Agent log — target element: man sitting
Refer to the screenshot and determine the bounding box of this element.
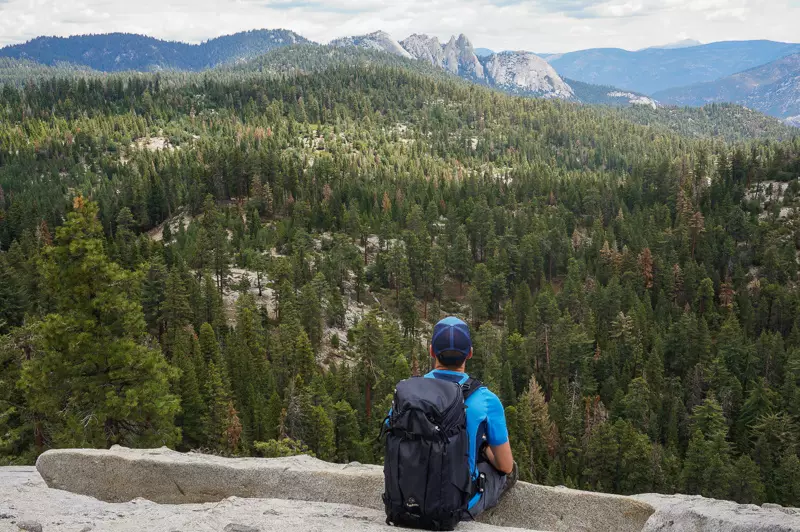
[424,316,517,518]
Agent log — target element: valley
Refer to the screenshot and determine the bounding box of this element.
[1,20,800,523]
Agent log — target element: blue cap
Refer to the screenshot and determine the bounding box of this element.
[431,317,472,364]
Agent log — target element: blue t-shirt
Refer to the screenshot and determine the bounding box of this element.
[424,370,509,509]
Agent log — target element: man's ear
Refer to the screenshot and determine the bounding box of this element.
[466,347,473,360]
[430,345,436,359]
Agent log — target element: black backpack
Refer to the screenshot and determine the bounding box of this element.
[382,376,483,531]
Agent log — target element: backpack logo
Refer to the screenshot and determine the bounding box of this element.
[406,496,419,509]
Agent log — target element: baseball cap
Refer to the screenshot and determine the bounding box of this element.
[431,317,472,365]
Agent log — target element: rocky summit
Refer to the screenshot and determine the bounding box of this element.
[9,446,797,531]
[336,30,573,98]
[330,31,412,59]
[401,34,486,81]
[0,465,537,532]
[28,446,654,532]
[635,493,800,532]
[484,52,574,98]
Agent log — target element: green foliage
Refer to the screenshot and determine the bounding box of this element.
[0,54,799,504]
[253,438,315,458]
[18,199,180,449]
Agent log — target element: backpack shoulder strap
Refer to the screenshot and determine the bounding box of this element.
[461,377,484,401]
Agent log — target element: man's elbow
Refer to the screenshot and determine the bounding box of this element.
[492,443,514,474]
[497,459,514,475]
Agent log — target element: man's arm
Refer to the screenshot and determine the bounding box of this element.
[484,391,514,474]
[484,442,514,474]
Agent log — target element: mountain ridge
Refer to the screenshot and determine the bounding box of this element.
[645,39,703,50]
[3,29,800,118]
[0,29,310,71]
[345,31,572,98]
[654,53,800,118]
[330,30,411,59]
[547,40,800,95]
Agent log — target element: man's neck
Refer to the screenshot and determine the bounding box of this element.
[433,363,466,373]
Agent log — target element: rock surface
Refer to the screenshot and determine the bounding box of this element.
[484,52,574,98]
[400,34,447,70]
[35,446,653,532]
[330,31,412,59]
[401,33,576,97]
[0,466,535,532]
[401,33,485,80]
[634,493,800,531]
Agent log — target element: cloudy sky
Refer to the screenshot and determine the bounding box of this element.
[0,0,798,52]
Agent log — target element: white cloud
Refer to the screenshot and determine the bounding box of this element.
[0,0,797,52]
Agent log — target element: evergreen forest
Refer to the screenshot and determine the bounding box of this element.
[1,51,800,508]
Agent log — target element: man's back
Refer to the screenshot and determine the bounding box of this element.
[424,369,509,510]
[383,316,514,528]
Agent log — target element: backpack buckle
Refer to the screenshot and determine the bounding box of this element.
[477,472,486,494]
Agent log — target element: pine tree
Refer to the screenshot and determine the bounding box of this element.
[729,454,766,504]
[398,287,418,337]
[638,248,654,290]
[584,422,619,491]
[752,412,797,502]
[224,400,243,454]
[0,255,25,333]
[201,274,225,330]
[500,361,516,406]
[333,400,362,463]
[294,330,317,385]
[299,281,323,349]
[622,377,653,435]
[265,392,284,441]
[775,451,800,507]
[518,375,555,482]
[20,198,179,449]
[616,420,654,494]
[450,226,472,294]
[173,331,206,450]
[681,430,709,495]
[690,395,728,439]
[326,284,346,329]
[356,312,384,421]
[203,361,233,452]
[309,405,336,461]
[161,268,192,356]
[429,247,446,304]
[199,322,222,366]
[141,258,167,336]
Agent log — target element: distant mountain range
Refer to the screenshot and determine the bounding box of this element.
[654,54,800,119]
[546,40,800,94]
[0,29,308,71]
[645,39,703,50]
[1,30,799,122]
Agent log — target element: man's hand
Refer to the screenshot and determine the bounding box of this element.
[484,442,514,475]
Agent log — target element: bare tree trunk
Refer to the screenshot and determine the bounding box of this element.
[544,326,552,401]
[365,382,372,421]
[34,417,44,455]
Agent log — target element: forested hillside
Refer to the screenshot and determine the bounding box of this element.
[1,62,800,510]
